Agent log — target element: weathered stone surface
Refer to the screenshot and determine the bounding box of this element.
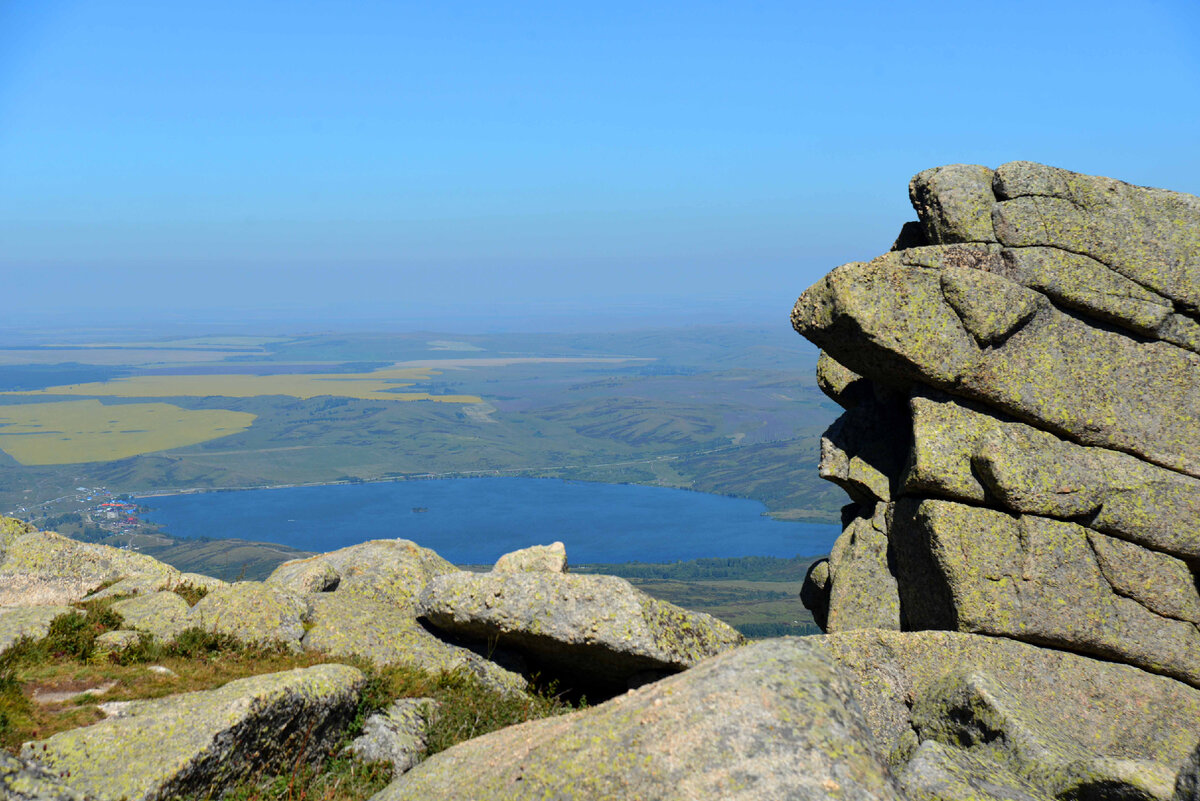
[1088,532,1200,624]
[0,751,88,801]
[1177,742,1200,801]
[374,637,902,801]
[889,498,1200,686]
[799,558,831,630]
[348,698,437,774]
[95,629,142,654]
[111,591,193,642]
[909,164,997,244]
[816,350,872,408]
[267,539,455,608]
[301,593,527,694]
[177,573,228,593]
[0,605,73,655]
[814,629,1200,799]
[902,391,1200,558]
[898,740,1051,801]
[794,255,1200,477]
[492,542,567,573]
[190,582,309,650]
[0,528,179,607]
[824,501,900,632]
[22,664,364,801]
[417,571,743,696]
[992,161,1200,313]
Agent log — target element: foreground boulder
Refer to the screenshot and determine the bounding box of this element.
[22,663,364,801]
[266,539,456,607]
[348,698,437,775]
[373,637,901,801]
[0,751,87,801]
[417,570,744,697]
[793,161,1200,688]
[0,524,181,607]
[0,605,73,655]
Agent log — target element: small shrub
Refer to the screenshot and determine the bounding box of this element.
[165,627,246,660]
[42,605,123,662]
[171,582,210,606]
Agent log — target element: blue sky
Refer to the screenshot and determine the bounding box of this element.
[2,1,1198,332]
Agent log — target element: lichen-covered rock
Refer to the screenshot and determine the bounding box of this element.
[991,161,1200,313]
[267,539,454,608]
[824,501,900,632]
[902,391,1200,558]
[301,592,527,693]
[0,605,74,655]
[0,751,88,801]
[373,637,902,801]
[813,629,1200,800]
[492,542,567,573]
[889,498,1200,686]
[909,164,997,245]
[793,254,1200,478]
[22,663,364,801]
[820,397,907,504]
[189,582,309,650]
[176,573,228,593]
[110,591,193,642]
[417,570,743,697]
[898,740,1051,801]
[95,629,142,654]
[0,527,180,607]
[348,698,437,774]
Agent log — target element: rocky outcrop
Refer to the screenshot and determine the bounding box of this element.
[417,570,744,697]
[21,664,364,801]
[793,161,1200,690]
[0,605,74,655]
[190,582,310,651]
[491,541,567,573]
[372,637,901,801]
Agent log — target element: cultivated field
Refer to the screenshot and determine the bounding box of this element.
[3,367,484,403]
[0,400,256,465]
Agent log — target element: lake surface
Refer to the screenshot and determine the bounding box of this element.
[140,478,839,565]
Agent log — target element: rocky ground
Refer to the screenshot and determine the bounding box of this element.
[3,160,1199,800]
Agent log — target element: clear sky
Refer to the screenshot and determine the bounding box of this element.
[2,1,1198,332]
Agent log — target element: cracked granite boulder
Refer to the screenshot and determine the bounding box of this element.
[417,569,744,698]
[793,162,1200,691]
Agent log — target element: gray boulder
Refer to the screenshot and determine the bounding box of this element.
[417,570,743,697]
[266,539,455,608]
[22,664,364,801]
[492,542,567,573]
[898,740,1051,801]
[189,582,309,650]
[1177,743,1200,801]
[823,501,900,632]
[372,637,902,801]
[348,698,437,775]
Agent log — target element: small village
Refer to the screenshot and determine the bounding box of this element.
[5,486,158,547]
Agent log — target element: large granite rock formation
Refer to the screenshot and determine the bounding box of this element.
[793,161,1200,689]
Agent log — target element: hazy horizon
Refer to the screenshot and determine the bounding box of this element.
[3,1,1198,331]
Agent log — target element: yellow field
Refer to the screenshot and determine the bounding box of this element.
[3,367,483,403]
[0,400,257,465]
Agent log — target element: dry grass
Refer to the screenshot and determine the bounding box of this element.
[0,399,256,465]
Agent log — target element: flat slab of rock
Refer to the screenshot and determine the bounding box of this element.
[22,663,364,801]
[417,571,743,696]
[814,630,1200,801]
[373,637,901,801]
[111,591,193,642]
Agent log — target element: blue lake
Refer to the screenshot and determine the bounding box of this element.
[140,478,839,565]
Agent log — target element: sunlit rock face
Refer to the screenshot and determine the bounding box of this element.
[793,161,1200,687]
